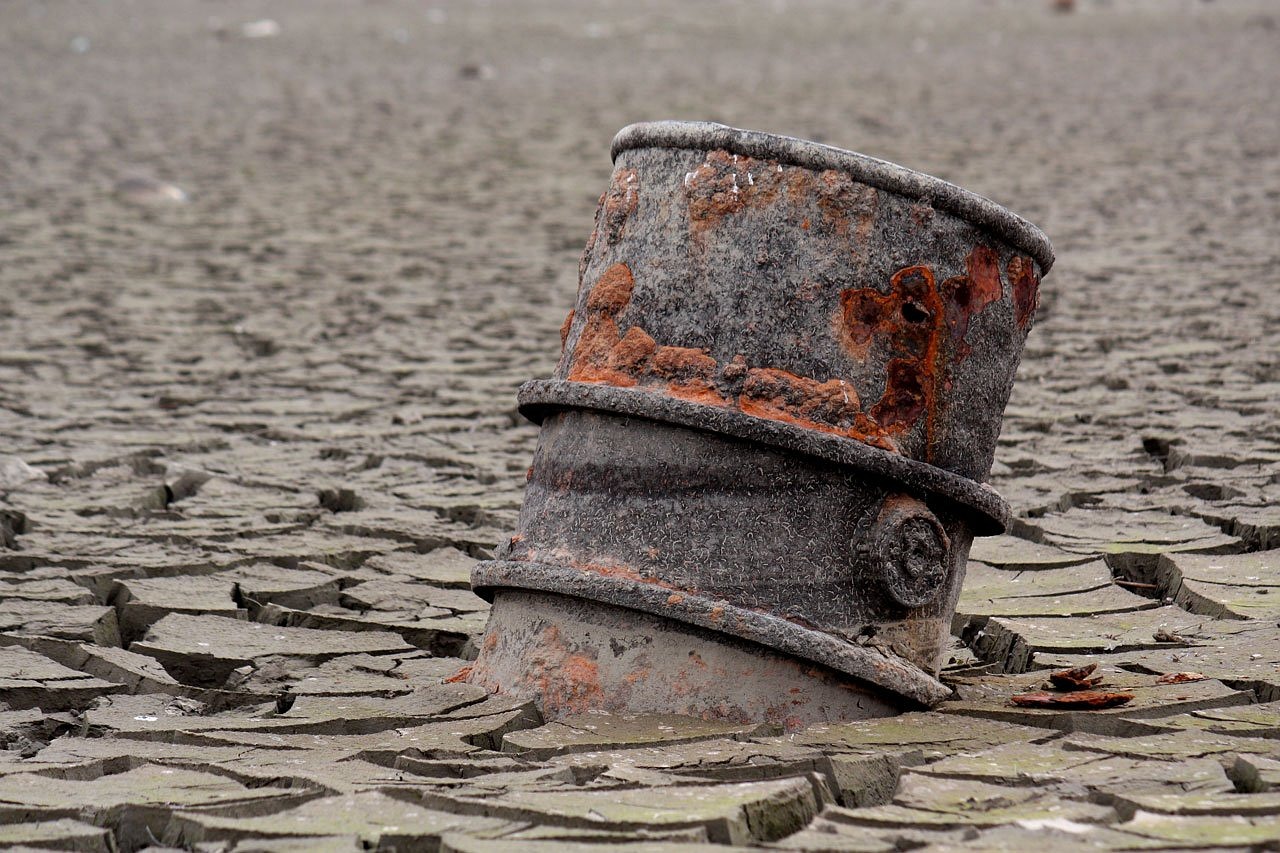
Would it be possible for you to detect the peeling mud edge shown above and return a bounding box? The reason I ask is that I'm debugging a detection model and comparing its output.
[518,379,1009,536]
[610,121,1055,273]
[470,560,952,707]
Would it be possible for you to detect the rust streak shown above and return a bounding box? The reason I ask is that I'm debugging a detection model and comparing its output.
[1008,254,1041,329]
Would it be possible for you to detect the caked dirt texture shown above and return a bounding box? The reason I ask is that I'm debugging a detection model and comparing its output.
[2,1,1280,850]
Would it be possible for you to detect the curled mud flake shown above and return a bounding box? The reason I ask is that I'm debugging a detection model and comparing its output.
[1010,690,1135,710]
[1008,254,1041,329]
[559,309,575,350]
[1047,662,1105,691]
[602,168,639,244]
[585,262,636,313]
[1156,671,1206,684]
[650,344,718,381]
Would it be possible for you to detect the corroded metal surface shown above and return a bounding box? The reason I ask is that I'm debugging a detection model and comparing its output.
[471,121,1051,721]
[473,589,912,728]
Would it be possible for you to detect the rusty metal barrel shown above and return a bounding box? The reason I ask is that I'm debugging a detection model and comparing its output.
[469,121,1053,728]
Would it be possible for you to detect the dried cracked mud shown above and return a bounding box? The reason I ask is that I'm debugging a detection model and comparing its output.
[2,0,1280,850]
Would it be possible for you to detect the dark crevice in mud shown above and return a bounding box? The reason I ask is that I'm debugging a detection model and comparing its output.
[1141,435,1176,472]
[1174,504,1280,553]
[1103,553,1166,601]
[0,506,28,549]
[317,487,364,513]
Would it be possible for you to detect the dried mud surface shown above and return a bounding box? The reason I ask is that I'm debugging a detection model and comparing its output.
[2,0,1280,850]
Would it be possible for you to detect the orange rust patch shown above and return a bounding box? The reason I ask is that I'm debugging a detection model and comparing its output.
[567,265,641,386]
[511,625,606,715]
[559,309,575,350]
[940,245,1003,360]
[665,378,728,408]
[611,326,658,373]
[835,247,1011,454]
[667,593,684,606]
[838,264,942,363]
[740,367,861,427]
[684,150,787,236]
[650,345,717,380]
[569,262,729,400]
[567,234,1016,455]
[870,357,929,432]
[586,262,636,313]
[1008,254,1040,329]
[545,653,605,714]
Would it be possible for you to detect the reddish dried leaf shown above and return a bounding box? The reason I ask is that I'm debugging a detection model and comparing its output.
[1156,671,1206,685]
[1048,662,1105,691]
[1010,690,1135,710]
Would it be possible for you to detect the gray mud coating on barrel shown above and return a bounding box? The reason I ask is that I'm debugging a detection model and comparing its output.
[471,122,1051,722]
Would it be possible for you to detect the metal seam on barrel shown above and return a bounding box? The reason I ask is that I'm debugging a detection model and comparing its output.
[610,120,1055,273]
[517,378,1010,535]
[471,560,952,707]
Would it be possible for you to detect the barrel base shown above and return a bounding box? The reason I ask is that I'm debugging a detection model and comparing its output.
[469,589,914,730]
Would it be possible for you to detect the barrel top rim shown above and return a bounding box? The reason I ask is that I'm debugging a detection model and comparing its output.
[611,120,1055,273]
